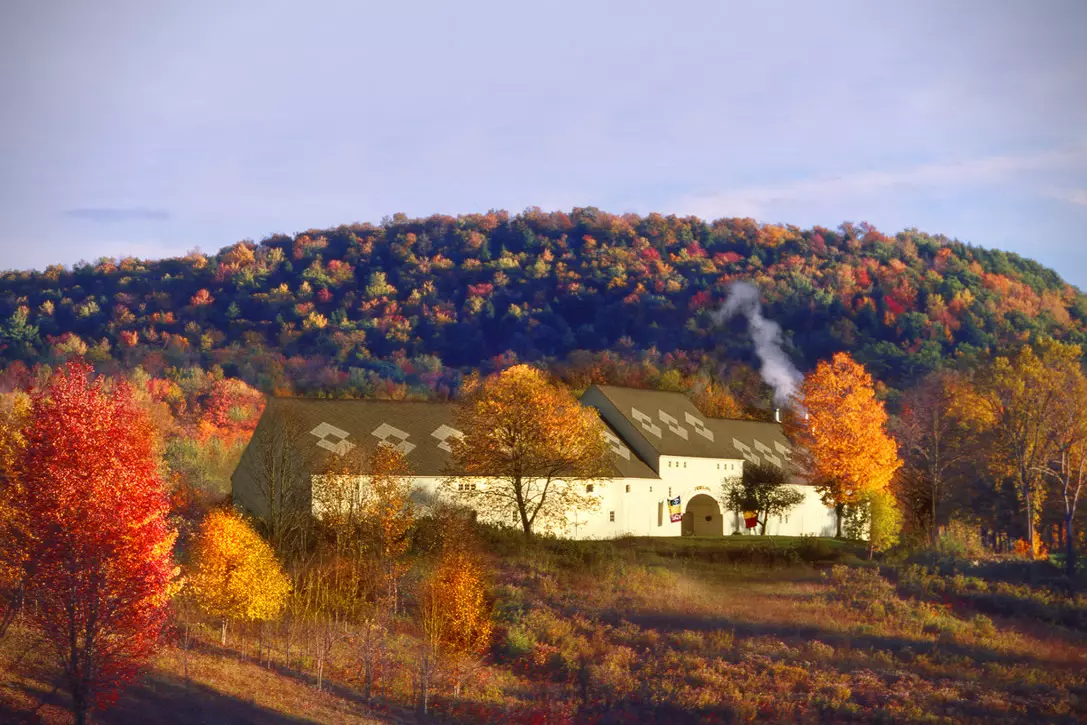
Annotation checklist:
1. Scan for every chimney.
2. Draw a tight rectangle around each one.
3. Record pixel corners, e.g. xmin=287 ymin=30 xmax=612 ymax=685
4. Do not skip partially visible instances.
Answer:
xmin=774 ymin=408 xmax=781 ymax=423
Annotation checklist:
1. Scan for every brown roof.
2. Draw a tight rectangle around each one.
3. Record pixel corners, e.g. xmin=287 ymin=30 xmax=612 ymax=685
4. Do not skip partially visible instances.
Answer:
xmin=584 ymin=385 xmax=726 ymax=459
xmin=705 ymin=417 xmax=793 ymax=470
xmin=583 ymin=384 xmax=795 ymax=471
xmin=246 ymin=396 xmax=658 ymax=479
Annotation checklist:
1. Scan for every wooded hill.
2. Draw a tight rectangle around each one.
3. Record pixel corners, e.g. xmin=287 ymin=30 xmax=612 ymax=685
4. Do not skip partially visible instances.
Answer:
xmin=1 ymin=209 xmax=1083 ymax=404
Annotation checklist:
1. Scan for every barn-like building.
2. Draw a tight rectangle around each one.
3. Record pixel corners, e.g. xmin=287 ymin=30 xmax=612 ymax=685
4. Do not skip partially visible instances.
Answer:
xmin=231 ymin=384 xmax=837 ymax=539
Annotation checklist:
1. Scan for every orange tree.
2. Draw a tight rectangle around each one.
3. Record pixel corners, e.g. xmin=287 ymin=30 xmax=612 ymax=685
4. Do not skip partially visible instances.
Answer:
xmin=417 ymin=511 xmax=492 ymax=714
xmin=787 ymin=352 xmax=902 ymax=537
xmin=446 ymin=365 xmax=611 ymax=540
xmin=9 ymin=362 xmax=177 ymax=725
xmin=187 ymin=508 xmax=291 ymax=644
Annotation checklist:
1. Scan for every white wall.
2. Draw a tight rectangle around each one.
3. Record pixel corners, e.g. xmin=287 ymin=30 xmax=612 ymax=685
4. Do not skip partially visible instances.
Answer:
xmin=311 ymin=464 xmax=837 ymax=540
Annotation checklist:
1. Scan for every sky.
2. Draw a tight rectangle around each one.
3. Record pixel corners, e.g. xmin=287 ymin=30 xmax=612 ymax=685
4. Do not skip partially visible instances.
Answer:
xmin=1 ymin=0 xmax=1085 ymax=287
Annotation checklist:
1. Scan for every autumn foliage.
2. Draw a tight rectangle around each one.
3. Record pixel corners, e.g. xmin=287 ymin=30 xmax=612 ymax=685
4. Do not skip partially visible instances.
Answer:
xmin=422 ymin=546 xmax=493 ymax=655
xmin=187 ymin=508 xmax=291 ymax=643
xmin=448 ymin=365 xmax=611 ymax=539
xmin=788 ymin=353 xmax=902 ymax=535
xmin=8 ymin=361 xmax=177 ymax=723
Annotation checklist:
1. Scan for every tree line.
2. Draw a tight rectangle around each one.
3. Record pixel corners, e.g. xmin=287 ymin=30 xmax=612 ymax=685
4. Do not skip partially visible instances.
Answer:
xmin=1 ymin=210 xmax=1084 ymax=403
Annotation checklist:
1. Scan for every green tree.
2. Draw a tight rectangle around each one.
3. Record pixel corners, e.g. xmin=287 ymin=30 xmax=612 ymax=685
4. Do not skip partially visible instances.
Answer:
xmin=1 ymin=308 xmax=39 ymax=359
xmin=721 ymin=462 xmax=804 ymax=535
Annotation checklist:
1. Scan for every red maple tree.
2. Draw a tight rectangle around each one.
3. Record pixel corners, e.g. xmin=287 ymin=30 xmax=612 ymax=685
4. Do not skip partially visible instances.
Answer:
xmin=12 ymin=361 xmax=176 ymax=724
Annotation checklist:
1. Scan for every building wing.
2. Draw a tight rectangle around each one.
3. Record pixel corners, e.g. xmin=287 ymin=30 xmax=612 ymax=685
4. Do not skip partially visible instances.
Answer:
xmin=705 ymin=417 xmax=794 ymax=471
xmin=240 ymin=396 xmax=657 ymax=479
xmin=580 ymin=384 xmax=723 ymax=461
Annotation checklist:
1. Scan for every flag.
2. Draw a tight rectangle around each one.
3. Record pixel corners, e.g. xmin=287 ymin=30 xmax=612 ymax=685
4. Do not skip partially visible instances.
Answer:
xmin=668 ymin=496 xmax=682 ymax=523
xmin=744 ymin=510 xmax=758 ymax=529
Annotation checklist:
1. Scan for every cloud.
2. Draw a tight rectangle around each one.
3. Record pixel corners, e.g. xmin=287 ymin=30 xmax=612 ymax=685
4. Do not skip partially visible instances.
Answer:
xmin=1045 ymin=188 xmax=1087 ymax=206
xmin=64 ymin=207 xmax=170 ymax=222
xmin=675 ymin=147 xmax=1087 ymax=220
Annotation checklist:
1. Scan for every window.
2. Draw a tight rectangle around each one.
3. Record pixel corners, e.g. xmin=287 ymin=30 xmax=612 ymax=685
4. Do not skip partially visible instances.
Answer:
xmin=585 ymin=484 xmax=594 ymax=493
xmin=668 ymin=487 xmax=672 ymax=497
xmin=457 ymin=482 xmax=477 ymax=492
xmin=609 ymin=511 xmax=615 ymax=522
xmin=625 ymin=484 xmax=630 ymax=493
xmin=683 ymin=462 xmax=687 ymax=468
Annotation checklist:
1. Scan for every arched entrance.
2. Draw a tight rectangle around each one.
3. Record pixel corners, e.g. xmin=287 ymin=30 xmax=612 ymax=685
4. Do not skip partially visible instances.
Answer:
xmin=682 ymin=494 xmax=723 ymax=536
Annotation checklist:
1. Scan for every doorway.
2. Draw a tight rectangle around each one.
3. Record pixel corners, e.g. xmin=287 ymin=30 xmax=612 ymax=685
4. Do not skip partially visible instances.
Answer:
xmin=684 ymin=494 xmax=723 ymax=536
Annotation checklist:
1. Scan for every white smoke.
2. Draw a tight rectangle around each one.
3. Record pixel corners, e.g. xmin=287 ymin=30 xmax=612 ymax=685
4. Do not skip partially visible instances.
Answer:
xmin=712 ymin=282 xmax=803 ymax=408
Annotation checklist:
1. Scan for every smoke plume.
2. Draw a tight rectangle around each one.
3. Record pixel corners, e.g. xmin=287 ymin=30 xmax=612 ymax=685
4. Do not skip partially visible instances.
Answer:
xmin=713 ymin=282 xmax=803 ymax=408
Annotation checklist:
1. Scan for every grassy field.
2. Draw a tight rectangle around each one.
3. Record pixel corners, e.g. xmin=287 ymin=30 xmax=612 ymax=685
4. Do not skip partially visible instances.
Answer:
xmin=3 ymin=535 xmax=1087 ymax=724
xmin=0 ymin=623 xmax=391 ymax=725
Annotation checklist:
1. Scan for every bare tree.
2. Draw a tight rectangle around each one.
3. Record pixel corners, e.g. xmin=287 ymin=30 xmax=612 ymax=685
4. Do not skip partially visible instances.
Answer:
xmin=247 ymin=407 xmax=318 ymax=559
xmin=893 ymin=370 xmax=973 ymax=543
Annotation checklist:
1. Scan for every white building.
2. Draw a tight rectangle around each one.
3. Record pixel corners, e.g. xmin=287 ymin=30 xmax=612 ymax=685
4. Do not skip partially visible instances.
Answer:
xmin=231 ymin=384 xmax=837 ymax=539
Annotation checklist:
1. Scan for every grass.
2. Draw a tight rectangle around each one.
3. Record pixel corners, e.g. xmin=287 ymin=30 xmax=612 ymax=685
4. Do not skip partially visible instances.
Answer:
xmin=0 ymin=623 xmax=389 ymax=724
xmin=4 ymin=535 xmax=1087 ymax=723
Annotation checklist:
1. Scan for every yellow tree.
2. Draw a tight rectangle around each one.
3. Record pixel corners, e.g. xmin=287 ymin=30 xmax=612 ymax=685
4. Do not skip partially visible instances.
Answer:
xmin=1041 ymin=365 xmax=1087 ymax=575
xmin=964 ymin=341 xmax=1081 ymax=553
xmin=187 ymin=509 xmax=292 ymax=644
xmin=447 ymin=365 xmax=611 ymax=540
xmin=421 ymin=548 xmax=492 ymax=655
xmin=787 ymin=352 xmax=902 ymax=537
xmin=0 ymin=391 xmax=31 ymax=635
xmin=417 ymin=511 xmax=492 ymax=714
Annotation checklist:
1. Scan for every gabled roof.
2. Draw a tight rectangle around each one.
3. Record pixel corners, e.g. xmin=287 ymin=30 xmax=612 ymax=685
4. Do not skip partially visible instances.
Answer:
xmin=260 ymin=397 xmax=461 ymax=475
xmin=595 ymin=414 xmax=659 ymax=479
xmin=582 ymin=384 xmax=796 ymax=471
xmin=706 ymin=418 xmax=793 ymax=469
xmin=584 ymin=385 xmax=725 ymax=459
xmin=250 ymin=396 xmax=658 ymax=479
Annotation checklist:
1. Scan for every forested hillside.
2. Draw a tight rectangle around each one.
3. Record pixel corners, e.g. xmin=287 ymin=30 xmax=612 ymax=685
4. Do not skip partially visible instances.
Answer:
xmin=1 ymin=208 xmax=1084 ymax=404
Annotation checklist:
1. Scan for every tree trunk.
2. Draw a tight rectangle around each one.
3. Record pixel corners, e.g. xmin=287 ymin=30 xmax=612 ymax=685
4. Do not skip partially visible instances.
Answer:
xmin=221 ymin=618 xmax=227 ymax=646
xmin=1067 ymin=511 xmax=1077 ymax=578
xmin=931 ymin=480 xmax=938 ymax=546
xmin=835 ymin=503 xmax=844 ymax=538
xmin=1025 ymin=487 xmax=1036 ymax=556
xmin=71 ymin=687 xmax=88 ymax=725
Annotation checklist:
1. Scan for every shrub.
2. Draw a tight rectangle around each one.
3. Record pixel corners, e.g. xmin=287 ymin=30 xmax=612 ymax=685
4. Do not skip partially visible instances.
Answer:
xmin=934 ymin=520 xmax=986 ymax=559
xmin=503 ymin=626 xmax=536 ymax=659
xmin=795 ymin=536 xmax=838 ymax=563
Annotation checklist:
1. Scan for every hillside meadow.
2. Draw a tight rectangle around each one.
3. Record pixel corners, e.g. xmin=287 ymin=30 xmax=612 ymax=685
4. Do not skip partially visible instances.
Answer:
xmin=4 ymin=534 xmax=1085 ymax=724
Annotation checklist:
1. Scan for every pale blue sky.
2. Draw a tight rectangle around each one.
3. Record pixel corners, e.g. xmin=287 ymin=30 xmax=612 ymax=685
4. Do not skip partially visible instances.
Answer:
xmin=2 ymin=1 xmax=1085 ymax=286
